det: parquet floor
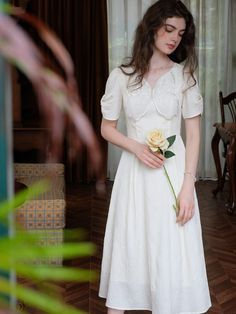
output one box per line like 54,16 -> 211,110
21,180 -> 236,313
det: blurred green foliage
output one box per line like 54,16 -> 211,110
0,181 -> 96,314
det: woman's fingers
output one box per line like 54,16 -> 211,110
135,144 -> 165,168
176,190 -> 195,225
153,151 -> 165,161
144,152 -> 165,168
176,205 -> 194,225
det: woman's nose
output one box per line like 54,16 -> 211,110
171,31 -> 179,43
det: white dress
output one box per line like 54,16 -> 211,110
99,63 -> 211,314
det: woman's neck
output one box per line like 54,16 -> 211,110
149,50 -> 173,70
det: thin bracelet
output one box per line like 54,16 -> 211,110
184,171 -> 197,182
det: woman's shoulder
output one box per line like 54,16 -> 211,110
174,63 -> 196,79
173,63 -> 195,86
173,62 -> 185,75
107,66 -> 131,81
108,66 -> 135,88
108,67 -> 122,78
105,68 -> 124,89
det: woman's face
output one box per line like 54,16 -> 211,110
154,17 -> 186,55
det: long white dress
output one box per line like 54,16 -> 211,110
99,63 -> 211,314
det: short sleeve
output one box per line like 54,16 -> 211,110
100,68 -> 123,120
181,75 -> 203,119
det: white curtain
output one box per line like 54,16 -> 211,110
106,0 -> 235,180
184,0 -> 234,178
106,0 -> 154,179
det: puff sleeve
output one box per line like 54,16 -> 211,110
100,68 -> 123,120
181,75 -> 203,119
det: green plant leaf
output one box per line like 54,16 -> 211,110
0,238 -> 96,260
0,180 -> 50,219
0,259 -> 97,282
0,277 -> 87,314
164,150 -> 175,158
167,135 -> 176,148
0,3 -> 13,14
63,228 -> 87,241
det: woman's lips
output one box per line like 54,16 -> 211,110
167,44 -> 175,50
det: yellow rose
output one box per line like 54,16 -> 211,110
146,129 -> 169,152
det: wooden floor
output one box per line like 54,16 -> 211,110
21,180 -> 236,314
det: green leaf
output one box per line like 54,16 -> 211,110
0,180 -> 50,219
0,238 -> 96,260
63,228 -> 87,241
164,150 -> 175,158
167,135 -> 176,148
0,259 -> 97,282
0,277 -> 87,314
0,3 -> 13,14
26,266 -> 97,282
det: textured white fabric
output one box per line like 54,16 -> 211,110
99,64 -> 211,313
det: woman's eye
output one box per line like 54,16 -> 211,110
165,27 -> 173,33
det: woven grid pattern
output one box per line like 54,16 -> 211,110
27,229 -> 64,265
14,163 -> 65,229
14,163 -> 65,177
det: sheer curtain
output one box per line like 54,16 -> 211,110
106,0 -> 235,180
106,0 -> 154,179
183,0 -> 234,178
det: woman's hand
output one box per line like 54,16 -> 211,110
134,142 -> 165,168
176,185 -> 195,225
101,119 -> 164,169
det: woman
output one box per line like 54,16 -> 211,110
99,1 -> 211,313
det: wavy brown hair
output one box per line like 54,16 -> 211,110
120,0 -> 197,87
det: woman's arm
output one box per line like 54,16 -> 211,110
101,118 -> 164,169
176,115 -> 201,225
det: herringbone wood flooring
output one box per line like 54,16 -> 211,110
20,180 -> 236,313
